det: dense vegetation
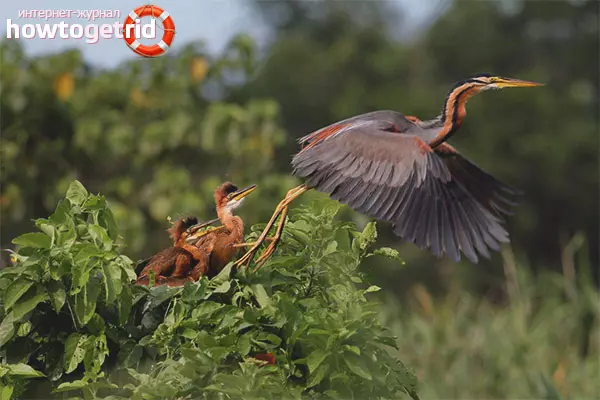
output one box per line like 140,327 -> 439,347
0,0 -> 598,398
0,182 -> 418,399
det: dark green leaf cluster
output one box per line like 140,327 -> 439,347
1,181 -> 136,396
0,182 -> 417,400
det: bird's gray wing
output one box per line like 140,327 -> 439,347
292,119 -> 510,263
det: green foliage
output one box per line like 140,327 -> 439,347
0,181 -> 136,396
0,182 -> 417,399
384,268 -> 599,399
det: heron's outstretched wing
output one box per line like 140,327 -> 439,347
435,143 -> 520,217
292,118 -> 512,263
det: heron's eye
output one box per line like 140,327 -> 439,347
488,77 -> 499,83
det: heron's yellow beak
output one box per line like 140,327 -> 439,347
186,217 -> 220,236
494,77 -> 544,88
229,184 -> 257,202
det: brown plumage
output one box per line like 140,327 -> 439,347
235,74 -> 542,267
135,182 -> 256,286
135,216 -> 209,286
187,182 -> 256,278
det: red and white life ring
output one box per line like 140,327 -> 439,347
122,5 -> 175,58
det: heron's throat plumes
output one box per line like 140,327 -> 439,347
428,82 -> 485,148
216,203 -> 244,238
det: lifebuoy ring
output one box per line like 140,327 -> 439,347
122,5 -> 175,58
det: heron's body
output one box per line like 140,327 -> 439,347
135,182 -> 256,286
235,74 -> 542,267
135,216 -> 208,286
188,183 -> 249,278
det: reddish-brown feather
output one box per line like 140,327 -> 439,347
298,123 -> 348,153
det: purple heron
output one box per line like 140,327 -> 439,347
235,74 -> 543,267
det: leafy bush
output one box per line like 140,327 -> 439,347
0,181 -> 417,399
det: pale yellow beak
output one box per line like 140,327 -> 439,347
229,184 -> 257,202
494,77 -> 544,88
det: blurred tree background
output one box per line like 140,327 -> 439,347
1,0 -> 598,398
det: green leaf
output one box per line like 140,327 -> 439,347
213,280 -> 231,294
48,280 -> 67,313
365,285 -> 381,293
11,285 -> 48,320
102,263 -> 122,304
6,363 -> 45,378
0,312 -> 16,348
38,223 -> 56,246
53,380 -> 88,393
307,362 -> 329,388
12,232 -> 51,249
357,221 -> 377,251
118,284 -> 133,325
211,263 -> 232,287
255,332 -> 282,347
374,334 -> 399,350
372,247 -> 404,263
344,354 -> 372,380
49,199 -> 71,225
56,226 -> 77,248
86,314 -> 106,335
192,302 -> 225,319
118,343 -> 143,368
307,349 -> 329,373
16,321 -> 32,337
251,284 -> 271,308
83,333 -> 108,379
99,209 -> 119,241
1,385 -> 13,400
238,334 -> 251,356
343,345 -> 361,356
89,224 -> 112,249
75,278 -> 102,325
64,333 -> 86,373
82,195 -> 107,211
3,278 -> 34,310
323,240 -> 338,256
66,180 -> 88,206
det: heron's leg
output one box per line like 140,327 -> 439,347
234,185 -> 308,268
254,183 -> 308,268
230,238 -> 275,248
253,205 -> 289,269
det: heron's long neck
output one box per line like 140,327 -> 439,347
428,82 -> 481,148
217,207 -> 244,239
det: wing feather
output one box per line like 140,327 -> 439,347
292,118 -> 518,263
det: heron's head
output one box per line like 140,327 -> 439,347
464,73 -> 544,91
214,182 -> 257,211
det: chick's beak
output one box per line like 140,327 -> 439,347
230,184 -> 257,202
495,77 -> 544,88
186,217 -> 220,235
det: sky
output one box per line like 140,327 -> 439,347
1,0 -> 439,68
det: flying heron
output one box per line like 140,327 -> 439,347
135,182 -> 256,286
235,74 -> 543,267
